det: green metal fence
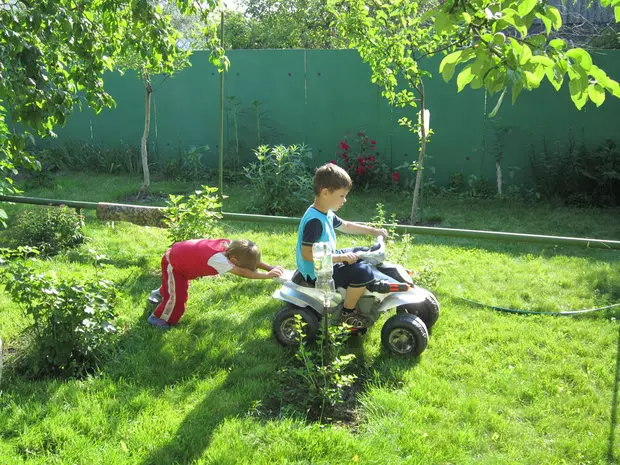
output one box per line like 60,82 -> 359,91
47,49 -> 620,185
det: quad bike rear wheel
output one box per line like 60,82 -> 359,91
273,305 -> 320,347
397,291 -> 439,330
381,314 -> 428,356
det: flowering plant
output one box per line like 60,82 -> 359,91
333,131 -> 397,189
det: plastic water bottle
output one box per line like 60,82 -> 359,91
312,242 -> 335,306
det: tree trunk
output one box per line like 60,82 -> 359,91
410,86 -> 428,225
410,132 -> 428,225
140,79 -> 152,194
496,160 -> 503,198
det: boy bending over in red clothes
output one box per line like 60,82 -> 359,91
147,238 -> 284,329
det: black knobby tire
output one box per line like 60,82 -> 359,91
381,313 -> 428,356
397,291 -> 440,330
273,305 -> 320,347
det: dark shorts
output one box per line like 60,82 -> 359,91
332,261 -> 375,288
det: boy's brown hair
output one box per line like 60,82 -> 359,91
313,163 -> 352,195
225,239 -> 261,270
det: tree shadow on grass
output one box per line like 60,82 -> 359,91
104,281 -> 286,464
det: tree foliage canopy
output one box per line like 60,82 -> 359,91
330,0 -> 620,223
221,0 -> 345,49
0,0 -> 224,222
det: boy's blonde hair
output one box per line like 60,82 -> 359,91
225,239 -> 261,270
313,163 -> 352,195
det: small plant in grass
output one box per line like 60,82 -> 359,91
182,145 -> 210,182
162,185 -> 222,243
0,262 -> 118,379
244,144 -> 313,216
10,206 -> 84,256
0,246 -> 40,263
278,315 -> 358,422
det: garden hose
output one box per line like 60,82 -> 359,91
457,297 -> 620,316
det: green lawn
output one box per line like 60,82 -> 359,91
0,173 -> 619,464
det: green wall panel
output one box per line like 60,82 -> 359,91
42,49 -> 620,185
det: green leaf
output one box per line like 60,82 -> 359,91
518,0 -> 538,17
441,61 -> 456,81
535,12 -> 552,35
549,39 -> 565,50
615,6 -> 620,21
435,12 -> 451,34
569,78 -> 587,110
439,50 -> 463,81
520,44 -> 532,64
530,55 -> 555,67
587,84 -> 605,107
545,6 -> 562,30
456,65 -> 474,91
566,48 -> 593,71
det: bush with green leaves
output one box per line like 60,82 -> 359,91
278,316 -> 358,422
11,206 -> 84,255
244,144 -> 313,216
0,262 -> 118,379
162,185 -> 223,243
530,138 -> 619,207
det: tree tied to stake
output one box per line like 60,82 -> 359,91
0,0 -> 228,222
330,0 -> 620,224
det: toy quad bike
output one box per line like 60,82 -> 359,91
272,236 -> 439,356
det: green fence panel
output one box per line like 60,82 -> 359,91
40,49 -> 620,186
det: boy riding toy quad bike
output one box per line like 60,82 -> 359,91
272,236 -> 439,356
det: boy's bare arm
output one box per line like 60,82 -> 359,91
257,261 -> 281,271
303,244 -> 357,264
230,265 -> 284,279
338,220 -> 388,238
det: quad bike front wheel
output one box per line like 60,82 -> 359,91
273,305 -> 320,347
397,290 -> 439,330
381,314 -> 428,356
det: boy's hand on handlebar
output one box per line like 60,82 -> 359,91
374,228 -> 389,238
340,252 -> 359,264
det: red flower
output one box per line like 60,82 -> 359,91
342,154 -> 349,162
358,156 -> 365,164
392,172 -> 400,182
330,160 -> 337,164
370,146 -> 376,151
357,131 -> 364,137
367,164 -> 374,170
371,140 -> 376,145
368,155 -> 376,162
339,141 -> 350,151
356,166 -> 366,175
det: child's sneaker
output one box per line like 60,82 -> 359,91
148,288 -> 162,305
339,308 -> 369,335
147,313 -> 169,329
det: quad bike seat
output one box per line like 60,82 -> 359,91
290,270 -> 316,288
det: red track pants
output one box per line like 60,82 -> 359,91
153,249 -> 190,325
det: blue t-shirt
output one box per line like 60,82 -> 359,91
296,206 -> 343,280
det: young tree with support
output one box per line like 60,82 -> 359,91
331,0 -> 620,224
0,0 -> 227,220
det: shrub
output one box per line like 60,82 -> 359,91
36,141 -> 141,175
162,185 -> 223,243
11,206 -> 84,255
244,144 -> 313,216
0,262 -> 118,378
334,131 -> 395,189
530,138 -> 619,207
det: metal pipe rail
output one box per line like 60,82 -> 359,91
2,194 -> 619,250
